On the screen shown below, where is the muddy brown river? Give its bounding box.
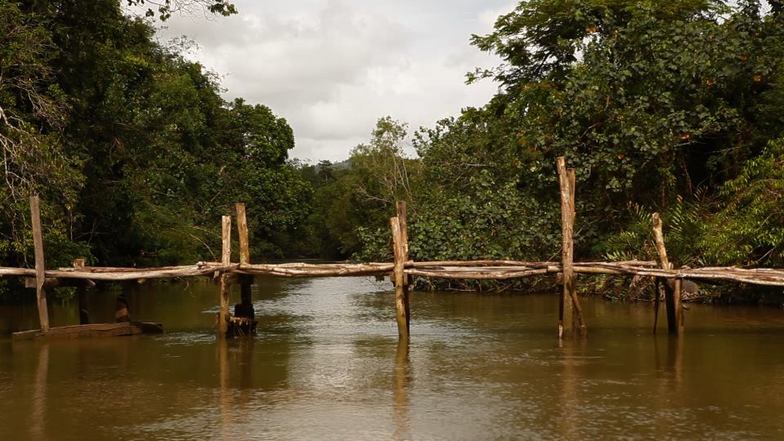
[1,276,783,440]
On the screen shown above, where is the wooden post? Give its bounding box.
[30,196,49,333]
[396,201,410,287]
[218,215,232,336]
[556,157,586,337]
[235,203,254,327]
[390,216,410,339]
[396,201,409,259]
[236,203,250,266]
[115,293,130,322]
[73,258,90,325]
[652,213,681,335]
[674,278,684,330]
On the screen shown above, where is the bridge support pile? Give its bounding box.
[7,158,784,340]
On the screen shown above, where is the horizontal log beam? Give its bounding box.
[2,260,784,286]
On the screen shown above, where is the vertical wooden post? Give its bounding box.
[396,201,411,326]
[115,293,130,322]
[73,258,90,325]
[674,278,684,330]
[30,196,49,333]
[652,213,681,335]
[236,203,250,266]
[235,203,254,326]
[390,216,410,339]
[218,215,232,336]
[396,201,409,260]
[556,157,586,338]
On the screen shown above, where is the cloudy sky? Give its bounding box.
[139,0,514,162]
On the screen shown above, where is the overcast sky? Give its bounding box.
[139,0,514,162]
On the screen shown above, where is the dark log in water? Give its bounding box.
[11,322,163,340]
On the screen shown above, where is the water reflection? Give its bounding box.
[1,279,784,440]
[217,337,231,440]
[31,343,48,441]
[393,338,411,441]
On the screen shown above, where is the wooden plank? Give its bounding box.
[390,216,410,339]
[30,196,49,333]
[219,215,232,336]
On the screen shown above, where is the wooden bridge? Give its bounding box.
[4,157,784,340]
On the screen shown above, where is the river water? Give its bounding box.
[1,276,783,440]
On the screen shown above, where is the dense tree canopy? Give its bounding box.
[305,0,784,282]
[0,0,310,279]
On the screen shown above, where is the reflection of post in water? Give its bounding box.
[218,337,256,438]
[31,343,49,441]
[218,337,233,439]
[557,339,583,440]
[654,335,684,388]
[238,337,255,390]
[393,338,411,441]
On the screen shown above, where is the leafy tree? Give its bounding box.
[126,0,236,20]
[702,138,784,265]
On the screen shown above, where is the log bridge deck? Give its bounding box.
[4,157,784,339]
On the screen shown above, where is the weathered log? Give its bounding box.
[236,203,250,265]
[652,213,681,335]
[556,157,586,337]
[219,215,232,336]
[406,268,550,280]
[30,196,49,333]
[236,262,394,277]
[391,216,410,339]
[409,260,558,268]
[235,203,254,332]
[12,322,163,340]
[396,201,412,341]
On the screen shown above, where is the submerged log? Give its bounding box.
[12,322,163,340]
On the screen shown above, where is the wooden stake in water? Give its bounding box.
[30,196,49,333]
[390,215,410,339]
[652,213,682,335]
[556,157,586,338]
[218,215,232,336]
[235,203,254,326]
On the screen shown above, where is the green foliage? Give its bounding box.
[0,0,314,272]
[701,138,784,265]
[313,0,784,296]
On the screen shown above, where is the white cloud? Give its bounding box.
[138,0,512,162]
